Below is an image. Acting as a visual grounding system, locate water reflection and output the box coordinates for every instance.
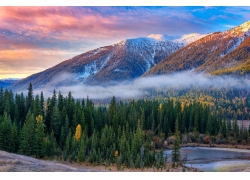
[164,147,250,171]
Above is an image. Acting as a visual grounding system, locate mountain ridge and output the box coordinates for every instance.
[143,20,250,77]
[10,32,205,91]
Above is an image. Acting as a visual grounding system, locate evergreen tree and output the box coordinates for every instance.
[34,115,46,158]
[77,138,86,162]
[0,112,12,151]
[19,110,35,155]
[27,83,33,112]
[0,87,3,114]
[51,106,60,140]
[172,118,181,168]
[10,122,19,153]
[40,91,45,118]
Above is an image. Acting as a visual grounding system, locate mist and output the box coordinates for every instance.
[26,71,250,100]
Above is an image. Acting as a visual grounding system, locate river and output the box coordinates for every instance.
[164,147,250,172]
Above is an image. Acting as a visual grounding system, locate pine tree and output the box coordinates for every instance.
[59,126,66,149]
[34,115,45,158]
[206,114,212,135]
[40,91,45,118]
[51,106,60,140]
[0,112,12,151]
[0,87,3,114]
[10,122,19,153]
[19,110,35,155]
[172,118,181,168]
[27,83,33,112]
[77,138,86,162]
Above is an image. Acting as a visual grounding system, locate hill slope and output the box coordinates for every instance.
[143,21,250,76]
[10,33,205,91]
[0,79,19,88]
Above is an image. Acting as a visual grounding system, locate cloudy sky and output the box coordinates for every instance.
[0,6,250,78]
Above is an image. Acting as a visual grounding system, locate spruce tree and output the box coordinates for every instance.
[27,83,33,112]
[10,122,19,153]
[34,115,45,158]
[0,112,12,151]
[172,118,181,168]
[19,110,35,155]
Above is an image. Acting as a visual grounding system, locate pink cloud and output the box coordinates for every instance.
[0,7,134,42]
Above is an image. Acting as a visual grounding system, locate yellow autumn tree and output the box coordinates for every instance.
[36,115,43,123]
[114,150,118,157]
[75,124,82,141]
[181,102,185,112]
[158,103,162,111]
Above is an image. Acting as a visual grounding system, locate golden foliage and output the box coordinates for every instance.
[158,103,162,111]
[211,58,250,75]
[114,150,118,157]
[36,115,43,123]
[181,102,185,112]
[75,124,82,141]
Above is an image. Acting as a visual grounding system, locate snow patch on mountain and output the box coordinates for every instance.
[224,20,250,38]
[147,34,179,41]
[238,20,250,33]
[76,61,98,80]
[174,33,208,45]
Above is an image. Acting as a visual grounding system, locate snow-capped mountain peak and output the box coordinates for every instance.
[147,33,207,45]
[226,20,250,37]
[147,34,178,41]
[238,20,250,33]
[173,33,208,45]
[119,33,207,47]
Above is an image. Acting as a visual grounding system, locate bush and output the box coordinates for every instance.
[167,136,175,144]
[203,135,211,144]
[181,134,188,144]
[187,131,200,143]
[230,140,237,146]
[153,135,163,149]
[242,140,247,145]
[199,134,205,143]
[163,140,168,149]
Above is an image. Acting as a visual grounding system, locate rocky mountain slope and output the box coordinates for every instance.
[143,21,250,76]
[10,33,204,91]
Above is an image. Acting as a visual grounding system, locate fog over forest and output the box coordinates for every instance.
[21,71,250,100]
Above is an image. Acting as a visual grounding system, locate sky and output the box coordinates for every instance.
[0,6,250,79]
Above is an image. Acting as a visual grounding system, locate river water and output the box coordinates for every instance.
[164,147,250,172]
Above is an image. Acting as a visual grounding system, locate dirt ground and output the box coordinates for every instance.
[0,150,196,172]
[0,150,107,172]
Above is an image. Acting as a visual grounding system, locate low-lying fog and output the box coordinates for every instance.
[18,71,250,100]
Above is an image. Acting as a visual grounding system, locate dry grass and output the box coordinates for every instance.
[0,150,196,172]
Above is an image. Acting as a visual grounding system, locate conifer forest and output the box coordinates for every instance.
[0,83,250,170]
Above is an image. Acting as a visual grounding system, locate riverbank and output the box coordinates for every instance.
[165,146,250,172]
[180,143,250,151]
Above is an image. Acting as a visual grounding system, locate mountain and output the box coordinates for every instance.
[143,21,250,76]
[0,79,20,88]
[10,33,205,91]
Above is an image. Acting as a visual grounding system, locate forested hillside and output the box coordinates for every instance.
[1,84,250,170]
